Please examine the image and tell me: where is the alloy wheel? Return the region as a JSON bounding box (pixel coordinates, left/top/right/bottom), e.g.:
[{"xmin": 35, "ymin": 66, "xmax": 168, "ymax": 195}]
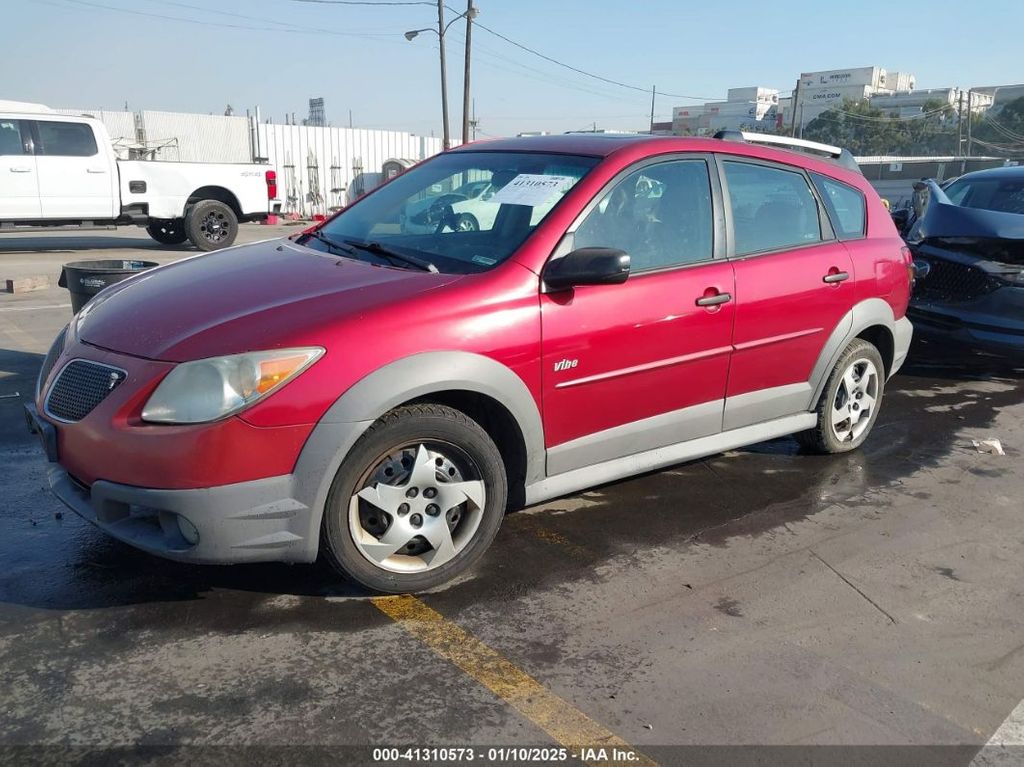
[{"xmin": 830, "ymin": 357, "xmax": 879, "ymax": 443}]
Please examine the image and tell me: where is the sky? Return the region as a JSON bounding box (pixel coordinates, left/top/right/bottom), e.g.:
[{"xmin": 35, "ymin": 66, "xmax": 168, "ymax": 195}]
[{"xmin": 7, "ymin": 0, "xmax": 1024, "ymax": 139}]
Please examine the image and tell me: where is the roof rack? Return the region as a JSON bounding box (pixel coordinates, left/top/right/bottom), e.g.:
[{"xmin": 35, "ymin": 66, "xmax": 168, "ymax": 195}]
[{"xmin": 713, "ymin": 130, "xmax": 861, "ymax": 175}]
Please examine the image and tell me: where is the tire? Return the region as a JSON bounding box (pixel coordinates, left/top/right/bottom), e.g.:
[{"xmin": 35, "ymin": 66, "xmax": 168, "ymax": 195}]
[
  {"xmin": 185, "ymin": 199, "xmax": 238, "ymax": 251},
  {"xmin": 321, "ymin": 404, "xmax": 508, "ymax": 593},
  {"xmin": 796, "ymin": 338, "xmax": 885, "ymax": 454},
  {"xmin": 454, "ymin": 213, "xmax": 479, "ymax": 232},
  {"xmin": 146, "ymin": 219, "xmax": 188, "ymax": 245}
]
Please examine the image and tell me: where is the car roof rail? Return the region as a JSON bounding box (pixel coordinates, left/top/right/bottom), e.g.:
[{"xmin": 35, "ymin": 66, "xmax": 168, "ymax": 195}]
[{"xmin": 713, "ymin": 130, "xmax": 862, "ymax": 175}]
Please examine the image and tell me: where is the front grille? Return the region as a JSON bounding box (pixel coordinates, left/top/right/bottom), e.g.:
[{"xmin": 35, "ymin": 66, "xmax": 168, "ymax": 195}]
[
  {"xmin": 37, "ymin": 325, "xmax": 68, "ymax": 398},
  {"xmin": 914, "ymin": 258, "xmax": 1001, "ymax": 303},
  {"xmin": 45, "ymin": 360, "xmax": 126, "ymax": 423}
]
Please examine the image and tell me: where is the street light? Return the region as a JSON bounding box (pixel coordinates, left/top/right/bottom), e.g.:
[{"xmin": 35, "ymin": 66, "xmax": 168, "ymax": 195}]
[{"xmin": 405, "ymin": 0, "xmax": 478, "ymax": 150}]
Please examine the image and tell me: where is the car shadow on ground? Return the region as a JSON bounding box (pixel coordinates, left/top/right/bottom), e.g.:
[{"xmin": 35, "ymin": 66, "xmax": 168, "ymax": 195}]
[{"xmin": 0, "ymin": 342, "xmax": 1020, "ymax": 624}]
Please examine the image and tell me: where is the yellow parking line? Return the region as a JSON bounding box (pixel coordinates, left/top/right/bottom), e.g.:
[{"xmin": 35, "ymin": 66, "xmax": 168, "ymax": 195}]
[{"xmin": 372, "ymin": 595, "xmax": 656, "ymax": 767}]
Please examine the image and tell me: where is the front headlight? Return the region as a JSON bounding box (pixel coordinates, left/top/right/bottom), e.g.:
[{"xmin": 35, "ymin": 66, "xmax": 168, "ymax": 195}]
[{"xmin": 141, "ymin": 347, "xmax": 324, "ymax": 424}]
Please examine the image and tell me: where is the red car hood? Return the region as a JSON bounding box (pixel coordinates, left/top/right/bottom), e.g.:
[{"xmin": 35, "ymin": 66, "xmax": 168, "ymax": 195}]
[{"xmin": 77, "ymin": 239, "xmax": 461, "ymax": 361}]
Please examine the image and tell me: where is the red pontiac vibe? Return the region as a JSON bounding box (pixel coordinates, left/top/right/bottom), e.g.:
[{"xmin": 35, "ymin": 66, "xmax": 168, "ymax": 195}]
[{"xmin": 26, "ymin": 132, "xmax": 913, "ymax": 593}]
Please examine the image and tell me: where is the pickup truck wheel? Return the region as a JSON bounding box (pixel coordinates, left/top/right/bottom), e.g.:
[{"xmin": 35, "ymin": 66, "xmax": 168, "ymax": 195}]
[
  {"xmin": 322, "ymin": 404, "xmax": 507, "ymax": 594},
  {"xmin": 146, "ymin": 219, "xmax": 188, "ymax": 245},
  {"xmin": 796, "ymin": 338, "xmax": 885, "ymax": 454},
  {"xmin": 186, "ymin": 200, "xmax": 238, "ymax": 251}
]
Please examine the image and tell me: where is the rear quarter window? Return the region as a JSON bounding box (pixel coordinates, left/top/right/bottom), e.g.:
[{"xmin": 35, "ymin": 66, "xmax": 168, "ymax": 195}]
[{"xmin": 811, "ymin": 173, "xmax": 866, "ymax": 240}]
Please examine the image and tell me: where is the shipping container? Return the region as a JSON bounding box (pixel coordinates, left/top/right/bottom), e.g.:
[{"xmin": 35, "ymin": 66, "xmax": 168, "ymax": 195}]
[{"xmin": 800, "ymin": 67, "xmax": 886, "ymax": 90}]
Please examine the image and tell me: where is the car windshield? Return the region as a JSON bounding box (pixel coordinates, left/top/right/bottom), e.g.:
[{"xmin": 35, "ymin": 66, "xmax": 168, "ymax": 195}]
[
  {"xmin": 304, "ymin": 151, "xmax": 598, "ymax": 273},
  {"xmin": 944, "ymin": 176, "xmax": 1024, "ymax": 215}
]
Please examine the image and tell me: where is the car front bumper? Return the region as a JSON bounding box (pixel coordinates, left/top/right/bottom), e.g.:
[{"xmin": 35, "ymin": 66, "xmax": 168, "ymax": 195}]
[
  {"xmin": 45, "ymin": 462, "xmax": 313, "ymax": 564},
  {"xmin": 908, "ymin": 295, "xmax": 1024, "ymax": 358}
]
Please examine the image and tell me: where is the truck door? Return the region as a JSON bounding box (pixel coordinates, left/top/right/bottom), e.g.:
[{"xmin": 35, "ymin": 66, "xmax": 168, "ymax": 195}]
[
  {"xmin": 0, "ymin": 118, "xmax": 41, "ymax": 219},
  {"xmin": 31, "ymin": 119, "xmax": 118, "ymax": 220}
]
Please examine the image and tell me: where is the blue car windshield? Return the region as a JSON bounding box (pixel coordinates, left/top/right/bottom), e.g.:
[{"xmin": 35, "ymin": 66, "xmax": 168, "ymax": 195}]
[{"xmin": 306, "ymin": 151, "xmax": 598, "ymax": 273}]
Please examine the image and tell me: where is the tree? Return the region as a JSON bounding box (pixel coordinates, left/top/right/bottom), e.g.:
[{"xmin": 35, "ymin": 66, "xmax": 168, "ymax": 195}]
[
  {"xmin": 971, "ymin": 96, "xmax": 1024, "ymax": 156},
  {"xmin": 803, "ymin": 99, "xmax": 958, "ymax": 156}
]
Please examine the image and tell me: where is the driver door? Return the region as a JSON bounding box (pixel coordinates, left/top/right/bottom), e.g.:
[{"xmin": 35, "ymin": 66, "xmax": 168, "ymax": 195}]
[{"xmin": 540, "ymin": 156, "xmax": 736, "ymax": 475}]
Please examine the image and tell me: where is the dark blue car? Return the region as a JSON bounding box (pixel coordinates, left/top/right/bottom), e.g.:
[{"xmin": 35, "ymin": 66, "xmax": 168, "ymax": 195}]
[{"xmin": 902, "ymin": 165, "xmax": 1024, "ymax": 357}]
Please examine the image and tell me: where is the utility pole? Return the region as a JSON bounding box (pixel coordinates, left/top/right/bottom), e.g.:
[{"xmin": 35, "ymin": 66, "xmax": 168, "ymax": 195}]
[
  {"xmin": 436, "ymin": 0, "xmax": 451, "ymax": 150},
  {"xmin": 957, "ymin": 88, "xmax": 964, "ymax": 156},
  {"xmin": 966, "ymin": 89, "xmax": 973, "ymax": 157},
  {"xmin": 462, "ymin": 0, "xmax": 475, "ymax": 145},
  {"xmin": 790, "ymin": 79, "xmax": 800, "ymax": 137},
  {"xmin": 469, "ymin": 98, "xmax": 479, "ymax": 141},
  {"xmin": 649, "ymin": 85, "xmax": 656, "ymax": 134}
]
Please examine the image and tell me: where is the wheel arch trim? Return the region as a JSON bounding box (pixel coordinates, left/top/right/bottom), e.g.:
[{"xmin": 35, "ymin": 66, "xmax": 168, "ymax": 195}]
[
  {"xmin": 289, "ymin": 351, "xmax": 544, "ymax": 561},
  {"xmin": 807, "ymin": 298, "xmax": 900, "ymax": 407}
]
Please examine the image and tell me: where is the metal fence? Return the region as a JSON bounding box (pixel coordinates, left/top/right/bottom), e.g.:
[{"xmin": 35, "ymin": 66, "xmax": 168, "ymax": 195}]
[
  {"xmin": 256, "ymin": 122, "xmax": 442, "ymax": 216},
  {"xmin": 54, "ymin": 106, "xmax": 444, "ymax": 217}
]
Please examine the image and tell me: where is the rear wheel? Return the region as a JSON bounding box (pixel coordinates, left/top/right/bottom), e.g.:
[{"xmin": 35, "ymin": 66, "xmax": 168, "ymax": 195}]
[
  {"xmin": 322, "ymin": 404, "xmax": 507, "ymax": 593},
  {"xmin": 146, "ymin": 219, "xmax": 187, "ymax": 245},
  {"xmin": 185, "ymin": 199, "xmax": 238, "ymax": 251},
  {"xmin": 796, "ymin": 338, "xmax": 885, "ymax": 454}
]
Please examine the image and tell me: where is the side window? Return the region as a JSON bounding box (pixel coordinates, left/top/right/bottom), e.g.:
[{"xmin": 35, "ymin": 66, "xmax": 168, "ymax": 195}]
[
  {"xmin": 723, "ymin": 161, "xmax": 822, "ymax": 256},
  {"xmin": 0, "ymin": 120, "xmax": 25, "ymax": 156},
  {"xmin": 811, "ymin": 172, "xmax": 866, "ymax": 239},
  {"xmin": 574, "ymin": 159, "xmax": 714, "ymax": 272},
  {"xmin": 34, "ymin": 121, "xmax": 98, "ymax": 157}
]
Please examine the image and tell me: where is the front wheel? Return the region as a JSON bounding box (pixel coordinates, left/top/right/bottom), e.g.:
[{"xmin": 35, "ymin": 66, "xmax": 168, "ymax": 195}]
[
  {"xmin": 185, "ymin": 199, "xmax": 238, "ymax": 251},
  {"xmin": 796, "ymin": 338, "xmax": 885, "ymax": 454},
  {"xmin": 321, "ymin": 404, "xmax": 508, "ymax": 593}
]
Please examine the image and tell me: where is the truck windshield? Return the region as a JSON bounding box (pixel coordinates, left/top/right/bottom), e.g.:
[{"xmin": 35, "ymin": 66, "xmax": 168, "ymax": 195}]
[{"xmin": 306, "ymin": 151, "xmax": 598, "ymax": 273}]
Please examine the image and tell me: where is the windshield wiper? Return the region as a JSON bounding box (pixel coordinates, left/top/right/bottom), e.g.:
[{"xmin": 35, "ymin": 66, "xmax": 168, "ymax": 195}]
[
  {"xmin": 302, "ymin": 229, "xmax": 358, "ymax": 256},
  {"xmin": 343, "ymin": 239, "xmax": 439, "ymax": 273}
]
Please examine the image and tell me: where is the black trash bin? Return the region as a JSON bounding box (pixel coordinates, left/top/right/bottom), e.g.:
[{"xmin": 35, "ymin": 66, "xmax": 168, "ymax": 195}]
[{"xmin": 58, "ymin": 260, "xmax": 158, "ymax": 314}]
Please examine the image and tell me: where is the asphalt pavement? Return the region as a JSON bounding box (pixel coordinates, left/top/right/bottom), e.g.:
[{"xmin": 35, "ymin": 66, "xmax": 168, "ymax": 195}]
[{"xmin": 1, "ymin": 227, "xmax": 1022, "ymax": 765}]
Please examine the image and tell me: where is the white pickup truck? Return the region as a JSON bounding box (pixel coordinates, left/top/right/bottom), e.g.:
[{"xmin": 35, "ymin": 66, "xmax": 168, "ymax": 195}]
[{"xmin": 0, "ymin": 102, "xmax": 280, "ymax": 250}]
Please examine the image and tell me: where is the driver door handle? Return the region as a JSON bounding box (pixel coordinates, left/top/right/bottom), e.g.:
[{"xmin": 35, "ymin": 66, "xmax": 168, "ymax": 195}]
[
  {"xmin": 695, "ymin": 292, "xmax": 732, "ymax": 307},
  {"xmin": 9, "ymin": 167, "xmax": 32, "ymax": 173},
  {"xmin": 823, "ymin": 271, "xmax": 850, "ymax": 284}
]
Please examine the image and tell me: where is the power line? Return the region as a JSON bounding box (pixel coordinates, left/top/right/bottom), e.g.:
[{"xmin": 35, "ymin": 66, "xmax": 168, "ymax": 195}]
[
  {"xmin": 467, "ymin": 18, "xmax": 715, "ymax": 102},
  {"xmin": 45, "ymin": 0, "xmax": 403, "ymax": 38},
  {"xmin": 151, "ymin": 0, "xmax": 397, "ymax": 32},
  {"xmin": 290, "ymin": 0, "xmax": 434, "ymax": 5}
]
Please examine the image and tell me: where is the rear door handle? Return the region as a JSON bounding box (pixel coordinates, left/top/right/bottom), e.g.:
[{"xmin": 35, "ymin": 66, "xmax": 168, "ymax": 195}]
[
  {"xmin": 823, "ymin": 271, "xmax": 850, "ymax": 284},
  {"xmin": 695, "ymin": 292, "xmax": 732, "ymax": 307},
  {"xmin": 86, "ymin": 168, "xmax": 106, "ymax": 174},
  {"xmin": 9, "ymin": 167, "xmax": 32, "ymax": 173}
]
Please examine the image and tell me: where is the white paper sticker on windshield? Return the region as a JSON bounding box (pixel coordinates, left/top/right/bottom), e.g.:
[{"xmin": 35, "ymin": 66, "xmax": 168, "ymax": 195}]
[{"xmin": 488, "ymin": 174, "xmax": 576, "ymax": 207}]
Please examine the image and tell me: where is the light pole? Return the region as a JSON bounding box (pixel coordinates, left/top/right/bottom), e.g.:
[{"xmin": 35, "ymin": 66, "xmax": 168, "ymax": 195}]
[{"xmin": 405, "ymin": 0, "xmax": 478, "ymax": 150}]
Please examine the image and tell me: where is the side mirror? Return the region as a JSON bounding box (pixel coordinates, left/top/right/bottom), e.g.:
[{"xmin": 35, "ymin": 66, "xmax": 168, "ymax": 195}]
[{"xmin": 543, "ymin": 248, "xmax": 630, "ymax": 291}]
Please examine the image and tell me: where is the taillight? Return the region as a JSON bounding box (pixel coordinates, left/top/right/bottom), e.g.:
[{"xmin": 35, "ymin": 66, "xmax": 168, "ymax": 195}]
[
  {"xmin": 265, "ymin": 170, "xmax": 277, "ymax": 200},
  {"xmin": 901, "ymin": 245, "xmax": 915, "ymax": 288}
]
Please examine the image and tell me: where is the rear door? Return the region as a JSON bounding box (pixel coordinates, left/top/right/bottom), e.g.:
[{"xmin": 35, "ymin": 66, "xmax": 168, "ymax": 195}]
[
  {"xmin": 719, "ymin": 157, "xmax": 855, "ymax": 430},
  {"xmin": 31, "ymin": 119, "xmax": 118, "ymax": 219},
  {"xmin": 0, "ymin": 118, "xmax": 41, "ymax": 219},
  {"xmin": 540, "ymin": 155, "xmax": 736, "ymax": 475}
]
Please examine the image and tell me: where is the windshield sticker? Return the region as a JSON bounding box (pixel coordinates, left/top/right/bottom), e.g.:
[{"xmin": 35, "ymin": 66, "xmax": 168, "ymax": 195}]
[
  {"xmin": 488, "ymin": 174, "xmax": 577, "ymax": 207},
  {"xmin": 471, "ymin": 255, "xmax": 497, "ymax": 266}
]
